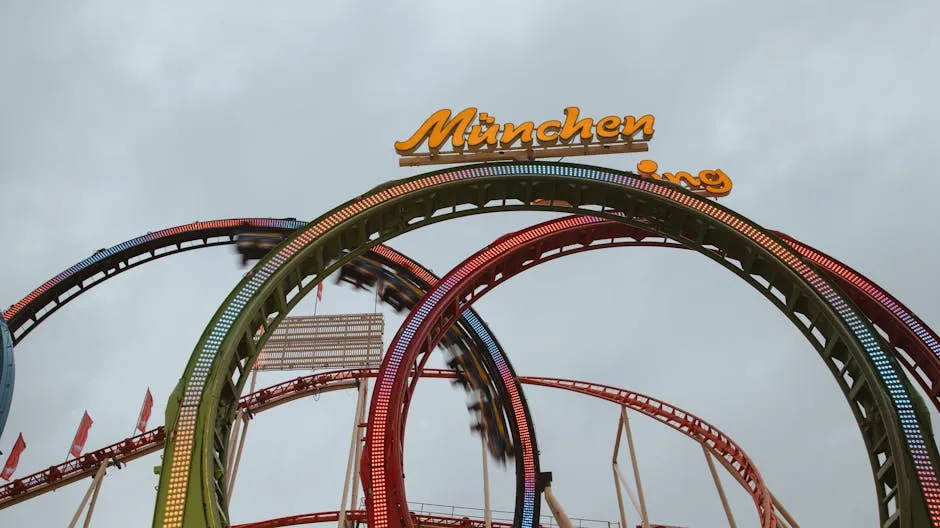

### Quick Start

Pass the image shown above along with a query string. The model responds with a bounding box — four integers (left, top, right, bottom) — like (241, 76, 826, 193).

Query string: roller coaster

(1, 161, 939, 528)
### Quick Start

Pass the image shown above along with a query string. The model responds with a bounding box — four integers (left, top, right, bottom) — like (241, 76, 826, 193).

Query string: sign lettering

(635, 160, 732, 197)
(396, 107, 655, 166)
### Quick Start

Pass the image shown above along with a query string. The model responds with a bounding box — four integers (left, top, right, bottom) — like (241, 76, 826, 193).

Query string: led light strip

(783, 237, 940, 363)
(370, 246, 439, 286)
(160, 164, 940, 527)
(369, 216, 600, 526)
(370, 244, 538, 526)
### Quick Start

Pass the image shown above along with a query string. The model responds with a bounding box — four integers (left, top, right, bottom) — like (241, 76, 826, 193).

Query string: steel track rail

(0, 369, 771, 527)
(3, 204, 939, 527)
(0, 218, 540, 523)
(156, 163, 939, 528)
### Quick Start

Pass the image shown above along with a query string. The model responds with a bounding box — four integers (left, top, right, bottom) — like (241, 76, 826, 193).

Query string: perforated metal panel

(254, 313, 384, 371)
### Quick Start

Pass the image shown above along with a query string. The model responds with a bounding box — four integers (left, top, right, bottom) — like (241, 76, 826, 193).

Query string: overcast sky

(2, 1, 940, 527)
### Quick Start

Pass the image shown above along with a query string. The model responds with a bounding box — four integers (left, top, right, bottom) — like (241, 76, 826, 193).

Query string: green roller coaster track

(153, 162, 939, 528)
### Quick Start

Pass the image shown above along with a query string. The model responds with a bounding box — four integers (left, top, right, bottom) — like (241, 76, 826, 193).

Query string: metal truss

(1, 368, 773, 526)
(0, 218, 539, 526)
(153, 163, 940, 528)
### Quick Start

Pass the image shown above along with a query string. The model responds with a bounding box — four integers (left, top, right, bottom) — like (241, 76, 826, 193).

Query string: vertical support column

(82, 466, 106, 528)
(340, 377, 369, 528)
(227, 370, 258, 503)
(612, 410, 643, 520)
(226, 411, 250, 502)
(543, 484, 574, 528)
(611, 412, 630, 528)
(621, 406, 649, 528)
(701, 444, 736, 528)
(482, 435, 492, 528)
(68, 461, 108, 528)
(350, 378, 369, 514)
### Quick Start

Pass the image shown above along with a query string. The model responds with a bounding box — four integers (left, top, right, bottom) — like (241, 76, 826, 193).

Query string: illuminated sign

(635, 159, 732, 197)
(396, 107, 654, 166)
(533, 159, 732, 202)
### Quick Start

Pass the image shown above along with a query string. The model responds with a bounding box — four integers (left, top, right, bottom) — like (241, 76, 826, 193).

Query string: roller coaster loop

(0, 218, 541, 526)
(4, 180, 940, 527)
(150, 162, 938, 528)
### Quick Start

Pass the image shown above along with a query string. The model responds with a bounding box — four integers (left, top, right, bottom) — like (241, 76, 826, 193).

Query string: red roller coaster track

(365, 216, 776, 528)
(0, 369, 770, 525)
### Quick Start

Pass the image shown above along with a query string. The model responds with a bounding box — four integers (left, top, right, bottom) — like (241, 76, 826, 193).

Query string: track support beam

(340, 378, 369, 528)
(68, 461, 107, 528)
(702, 443, 736, 527)
(543, 484, 574, 528)
(620, 407, 650, 528)
(772, 493, 800, 528)
(482, 435, 492, 528)
(227, 370, 259, 502)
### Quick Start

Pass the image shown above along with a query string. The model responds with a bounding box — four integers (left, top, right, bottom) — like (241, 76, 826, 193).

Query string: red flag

(69, 411, 94, 458)
(136, 389, 154, 433)
(1, 433, 25, 480)
(317, 282, 323, 302)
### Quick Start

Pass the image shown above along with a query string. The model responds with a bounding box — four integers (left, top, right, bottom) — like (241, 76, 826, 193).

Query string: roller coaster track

(0, 217, 544, 523)
(7, 218, 940, 426)
(6, 218, 940, 421)
(149, 162, 935, 527)
(3, 189, 939, 527)
(0, 368, 772, 526)
(2, 219, 306, 343)
(5, 217, 940, 423)
(366, 215, 774, 528)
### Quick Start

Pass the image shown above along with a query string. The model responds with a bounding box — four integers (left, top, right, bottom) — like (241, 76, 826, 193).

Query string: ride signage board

(395, 107, 733, 198)
(395, 107, 655, 166)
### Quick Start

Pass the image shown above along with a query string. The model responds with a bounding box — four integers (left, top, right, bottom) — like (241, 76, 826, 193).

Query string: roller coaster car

(470, 420, 511, 465)
(235, 233, 284, 265)
(468, 392, 513, 464)
(446, 350, 493, 397)
(439, 328, 463, 351)
(380, 281, 420, 313)
(449, 364, 471, 391)
(336, 261, 378, 290)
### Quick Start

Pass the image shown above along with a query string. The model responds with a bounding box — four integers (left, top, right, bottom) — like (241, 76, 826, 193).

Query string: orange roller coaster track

(0, 368, 772, 526)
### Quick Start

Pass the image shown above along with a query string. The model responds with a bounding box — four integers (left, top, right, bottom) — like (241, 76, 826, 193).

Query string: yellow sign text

(395, 107, 654, 166)
(636, 160, 732, 198)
